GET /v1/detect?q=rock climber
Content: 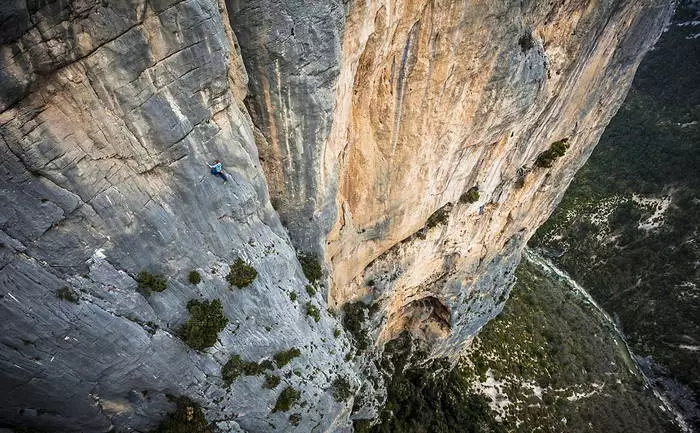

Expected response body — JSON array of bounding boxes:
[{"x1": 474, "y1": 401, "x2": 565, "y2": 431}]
[{"x1": 207, "y1": 160, "x2": 228, "y2": 183}]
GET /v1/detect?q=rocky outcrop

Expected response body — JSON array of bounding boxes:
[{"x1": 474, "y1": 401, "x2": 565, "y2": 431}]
[{"x1": 0, "y1": 0, "x2": 673, "y2": 432}]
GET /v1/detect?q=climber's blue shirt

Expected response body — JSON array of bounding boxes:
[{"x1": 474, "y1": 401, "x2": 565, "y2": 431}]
[{"x1": 210, "y1": 162, "x2": 223, "y2": 173}]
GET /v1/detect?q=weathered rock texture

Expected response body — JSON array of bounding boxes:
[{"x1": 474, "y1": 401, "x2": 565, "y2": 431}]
[
  {"x1": 234, "y1": 0, "x2": 673, "y2": 355},
  {"x1": 0, "y1": 0, "x2": 673, "y2": 431},
  {"x1": 0, "y1": 1, "x2": 355, "y2": 432}
]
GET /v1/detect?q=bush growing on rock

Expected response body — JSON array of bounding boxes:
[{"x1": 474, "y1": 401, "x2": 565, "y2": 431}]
[
  {"x1": 221, "y1": 354, "x2": 274, "y2": 385},
  {"x1": 188, "y1": 270, "x2": 201, "y2": 285},
  {"x1": 305, "y1": 302, "x2": 321, "y2": 322},
  {"x1": 226, "y1": 258, "x2": 258, "y2": 288},
  {"x1": 425, "y1": 205, "x2": 451, "y2": 229},
  {"x1": 150, "y1": 396, "x2": 213, "y2": 433},
  {"x1": 289, "y1": 413, "x2": 302, "y2": 426},
  {"x1": 273, "y1": 386, "x2": 301, "y2": 412},
  {"x1": 519, "y1": 32, "x2": 534, "y2": 52},
  {"x1": 298, "y1": 252, "x2": 322, "y2": 283},
  {"x1": 459, "y1": 186, "x2": 480, "y2": 204},
  {"x1": 180, "y1": 299, "x2": 228, "y2": 351},
  {"x1": 535, "y1": 138, "x2": 570, "y2": 168},
  {"x1": 331, "y1": 377, "x2": 353, "y2": 402},
  {"x1": 263, "y1": 374, "x2": 281, "y2": 389},
  {"x1": 221, "y1": 355, "x2": 244, "y2": 385},
  {"x1": 137, "y1": 271, "x2": 167, "y2": 293},
  {"x1": 305, "y1": 284, "x2": 316, "y2": 296},
  {"x1": 342, "y1": 302, "x2": 372, "y2": 352},
  {"x1": 55, "y1": 287, "x2": 79, "y2": 303},
  {"x1": 274, "y1": 347, "x2": 301, "y2": 368}
]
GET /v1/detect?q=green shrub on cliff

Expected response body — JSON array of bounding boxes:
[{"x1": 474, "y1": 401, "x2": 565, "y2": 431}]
[
  {"x1": 519, "y1": 33, "x2": 534, "y2": 52},
  {"x1": 263, "y1": 374, "x2": 281, "y2": 389},
  {"x1": 273, "y1": 386, "x2": 301, "y2": 412},
  {"x1": 226, "y1": 258, "x2": 258, "y2": 288},
  {"x1": 331, "y1": 377, "x2": 353, "y2": 402},
  {"x1": 342, "y1": 302, "x2": 371, "y2": 352},
  {"x1": 425, "y1": 205, "x2": 451, "y2": 229},
  {"x1": 274, "y1": 347, "x2": 301, "y2": 368},
  {"x1": 298, "y1": 252, "x2": 323, "y2": 283},
  {"x1": 459, "y1": 186, "x2": 480, "y2": 204},
  {"x1": 150, "y1": 396, "x2": 213, "y2": 433},
  {"x1": 137, "y1": 271, "x2": 167, "y2": 293},
  {"x1": 188, "y1": 270, "x2": 201, "y2": 285},
  {"x1": 305, "y1": 302, "x2": 321, "y2": 322},
  {"x1": 535, "y1": 138, "x2": 570, "y2": 168},
  {"x1": 180, "y1": 299, "x2": 228, "y2": 350},
  {"x1": 222, "y1": 354, "x2": 274, "y2": 385},
  {"x1": 55, "y1": 287, "x2": 79, "y2": 303}
]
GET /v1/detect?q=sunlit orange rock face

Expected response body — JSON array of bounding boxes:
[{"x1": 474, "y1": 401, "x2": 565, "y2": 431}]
[{"x1": 235, "y1": 0, "x2": 672, "y2": 354}]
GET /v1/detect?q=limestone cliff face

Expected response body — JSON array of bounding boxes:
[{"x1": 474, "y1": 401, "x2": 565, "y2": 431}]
[
  {"x1": 0, "y1": 1, "x2": 354, "y2": 432},
  {"x1": 234, "y1": 0, "x2": 673, "y2": 354},
  {"x1": 0, "y1": 0, "x2": 673, "y2": 432}
]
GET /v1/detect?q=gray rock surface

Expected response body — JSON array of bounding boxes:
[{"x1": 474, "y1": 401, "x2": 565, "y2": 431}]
[
  {"x1": 0, "y1": 0, "x2": 674, "y2": 432},
  {"x1": 1, "y1": 1, "x2": 356, "y2": 432}
]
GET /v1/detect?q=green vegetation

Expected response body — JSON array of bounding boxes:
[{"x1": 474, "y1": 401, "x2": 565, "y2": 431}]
[
  {"x1": 187, "y1": 270, "x2": 201, "y2": 285},
  {"x1": 289, "y1": 292, "x2": 297, "y2": 302},
  {"x1": 331, "y1": 377, "x2": 353, "y2": 402},
  {"x1": 150, "y1": 396, "x2": 213, "y2": 433},
  {"x1": 368, "y1": 333, "x2": 505, "y2": 433},
  {"x1": 179, "y1": 299, "x2": 228, "y2": 351},
  {"x1": 425, "y1": 204, "x2": 451, "y2": 229},
  {"x1": 55, "y1": 287, "x2": 79, "y2": 303},
  {"x1": 519, "y1": 32, "x2": 534, "y2": 52},
  {"x1": 289, "y1": 413, "x2": 302, "y2": 426},
  {"x1": 274, "y1": 348, "x2": 301, "y2": 368},
  {"x1": 137, "y1": 271, "x2": 167, "y2": 293},
  {"x1": 305, "y1": 302, "x2": 320, "y2": 322},
  {"x1": 534, "y1": 138, "x2": 569, "y2": 168},
  {"x1": 298, "y1": 252, "x2": 323, "y2": 283},
  {"x1": 459, "y1": 186, "x2": 480, "y2": 204},
  {"x1": 353, "y1": 419, "x2": 372, "y2": 433},
  {"x1": 221, "y1": 355, "x2": 275, "y2": 385},
  {"x1": 367, "y1": 260, "x2": 679, "y2": 432},
  {"x1": 226, "y1": 258, "x2": 258, "y2": 288},
  {"x1": 305, "y1": 284, "x2": 316, "y2": 296},
  {"x1": 333, "y1": 328, "x2": 341, "y2": 338},
  {"x1": 460, "y1": 260, "x2": 679, "y2": 432},
  {"x1": 531, "y1": 3, "x2": 699, "y2": 424},
  {"x1": 263, "y1": 374, "x2": 281, "y2": 389},
  {"x1": 342, "y1": 302, "x2": 371, "y2": 352},
  {"x1": 272, "y1": 386, "x2": 301, "y2": 412}
]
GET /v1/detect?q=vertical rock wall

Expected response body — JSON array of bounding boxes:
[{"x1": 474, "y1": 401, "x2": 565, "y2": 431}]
[
  {"x1": 0, "y1": 1, "x2": 354, "y2": 432},
  {"x1": 233, "y1": 0, "x2": 674, "y2": 355},
  {"x1": 226, "y1": 0, "x2": 346, "y2": 253}
]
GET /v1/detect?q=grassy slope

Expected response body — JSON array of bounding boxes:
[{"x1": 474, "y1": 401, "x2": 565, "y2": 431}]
[{"x1": 531, "y1": 1, "x2": 700, "y2": 424}]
